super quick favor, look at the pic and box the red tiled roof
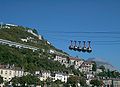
[69,57,81,61]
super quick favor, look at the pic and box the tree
[11,75,41,86]
[90,79,102,87]
[11,77,21,86]
[108,70,120,78]
[99,65,105,72]
[97,71,107,78]
[79,77,86,86]
[92,61,97,71]
[0,75,3,84]
[33,29,38,35]
[107,69,111,78]
[67,76,79,86]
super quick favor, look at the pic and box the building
[80,61,93,73]
[54,55,84,69]
[35,71,51,81]
[51,72,68,83]
[86,73,94,79]
[5,23,18,27]
[34,70,69,83]
[54,55,68,67]
[49,49,55,54]
[27,30,42,40]
[68,57,84,69]
[113,79,120,87]
[103,78,120,87]
[0,64,24,82]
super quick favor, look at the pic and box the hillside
[0,24,68,55]
[0,24,69,72]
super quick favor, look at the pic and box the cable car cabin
[77,41,82,52]
[87,41,92,53]
[69,40,92,53]
[73,41,77,51]
[69,40,74,50]
[87,47,92,53]
[77,47,82,52]
[69,45,74,50]
[81,41,87,52]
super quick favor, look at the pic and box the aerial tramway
[69,40,92,53]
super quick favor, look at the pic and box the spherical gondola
[81,41,87,52]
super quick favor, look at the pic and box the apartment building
[0,64,24,82]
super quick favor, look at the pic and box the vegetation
[99,65,105,72]
[90,79,102,87]
[0,45,67,72]
[0,26,68,55]
[0,75,3,84]
[11,75,41,86]
[67,75,86,86]
[92,61,97,71]
[97,69,120,78]
[0,26,69,72]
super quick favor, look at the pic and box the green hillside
[0,25,68,55]
[0,25,69,72]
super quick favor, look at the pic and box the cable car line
[40,30,120,34]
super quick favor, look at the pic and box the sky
[0,0,120,70]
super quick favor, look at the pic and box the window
[9,71,11,75]
[1,70,3,74]
[5,71,7,74]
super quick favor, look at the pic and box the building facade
[0,64,24,82]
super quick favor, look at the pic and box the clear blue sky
[0,0,120,70]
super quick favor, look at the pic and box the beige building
[54,55,84,69]
[80,61,93,73]
[103,79,120,87]
[68,57,84,69]
[54,55,68,67]
[0,64,24,82]
[35,71,51,81]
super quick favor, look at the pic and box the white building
[54,55,68,67]
[21,38,28,42]
[5,23,18,27]
[49,49,55,54]
[86,73,94,79]
[0,64,24,82]
[35,71,51,81]
[27,30,42,40]
[96,68,102,74]
[51,73,68,83]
